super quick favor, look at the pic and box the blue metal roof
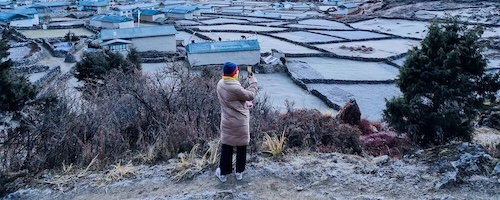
[79,0,109,7]
[99,25,177,40]
[112,3,158,11]
[133,9,162,16]
[100,39,133,46]
[91,15,134,23]
[185,39,260,54]
[166,6,199,14]
[11,8,38,15]
[0,13,31,22]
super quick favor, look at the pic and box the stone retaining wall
[300,79,395,84]
[11,65,49,74]
[13,42,45,67]
[34,66,61,89]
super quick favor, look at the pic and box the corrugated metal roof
[0,13,31,21]
[91,15,133,23]
[11,8,38,15]
[100,38,133,46]
[112,3,158,11]
[166,6,199,14]
[100,25,177,40]
[133,9,162,16]
[185,39,260,54]
[79,0,109,7]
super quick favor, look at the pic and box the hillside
[2,0,500,199]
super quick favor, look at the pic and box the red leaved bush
[360,131,410,158]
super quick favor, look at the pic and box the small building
[99,25,177,52]
[323,0,344,6]
[337,3,358,15]
[133,9,164,22]
[185,39,260,67]
[292,3,310,10]
[0,8,39,27]
[164,6,199,20]
[197,5,215,14]
[230,0,244,6]
[78,0,110,15]
[89,15,134,29]
[111,3,158,18]
[100,38,133,52]
[248,11,281,19]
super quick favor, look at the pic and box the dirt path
[6,151,499,200]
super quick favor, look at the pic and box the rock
[337,98,361,126]
[352,195,383,200]
[413,142,496,189]
[64,53,76,63]
[373,155,390,165]
[493,162,500,176]
[296,186,303,191]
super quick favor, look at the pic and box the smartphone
[247,66,253,76]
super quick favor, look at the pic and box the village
[1,0,500,199]
[1,0,499,120]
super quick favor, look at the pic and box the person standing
[215,62,258,182]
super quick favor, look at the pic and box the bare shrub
[273,109,362,154]
[1,62,279,173]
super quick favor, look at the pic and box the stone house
[99,25,178,52]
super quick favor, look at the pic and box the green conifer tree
[0,29,36,112]
[383,17,500,147]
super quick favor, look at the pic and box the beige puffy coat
[217,76,258,146]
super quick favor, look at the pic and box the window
[110,44,127,51]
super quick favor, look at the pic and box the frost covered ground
[18,28,95,38]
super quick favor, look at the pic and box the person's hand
[246,101,254,109]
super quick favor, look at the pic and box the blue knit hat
[222,62,238,76]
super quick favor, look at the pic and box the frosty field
[18,28,95,38]
[256,73,337,115]
[314,39,420,58]
[310,30,390,40]
[289,57,399,81]
[176,31,203,45]
[193,24,285,32]
[271,31,343,43]
[199,18,248,25]
[198,32,321,54]
[307,83,402,121]
[295,19,353,30]
[349,18,430,39]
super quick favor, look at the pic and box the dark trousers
[219,144,246,175]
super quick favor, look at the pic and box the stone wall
[34,66,61,89]
[12,42,45,67]
[11,65,49,74]
[139,51,183,63]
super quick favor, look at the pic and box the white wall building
[99,25,178,52]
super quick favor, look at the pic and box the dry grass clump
[171,141,220,182]
[473,127,500,158]
[262,129,287,157]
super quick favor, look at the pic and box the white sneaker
[235,172,243,181]
[215,168,227,182]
